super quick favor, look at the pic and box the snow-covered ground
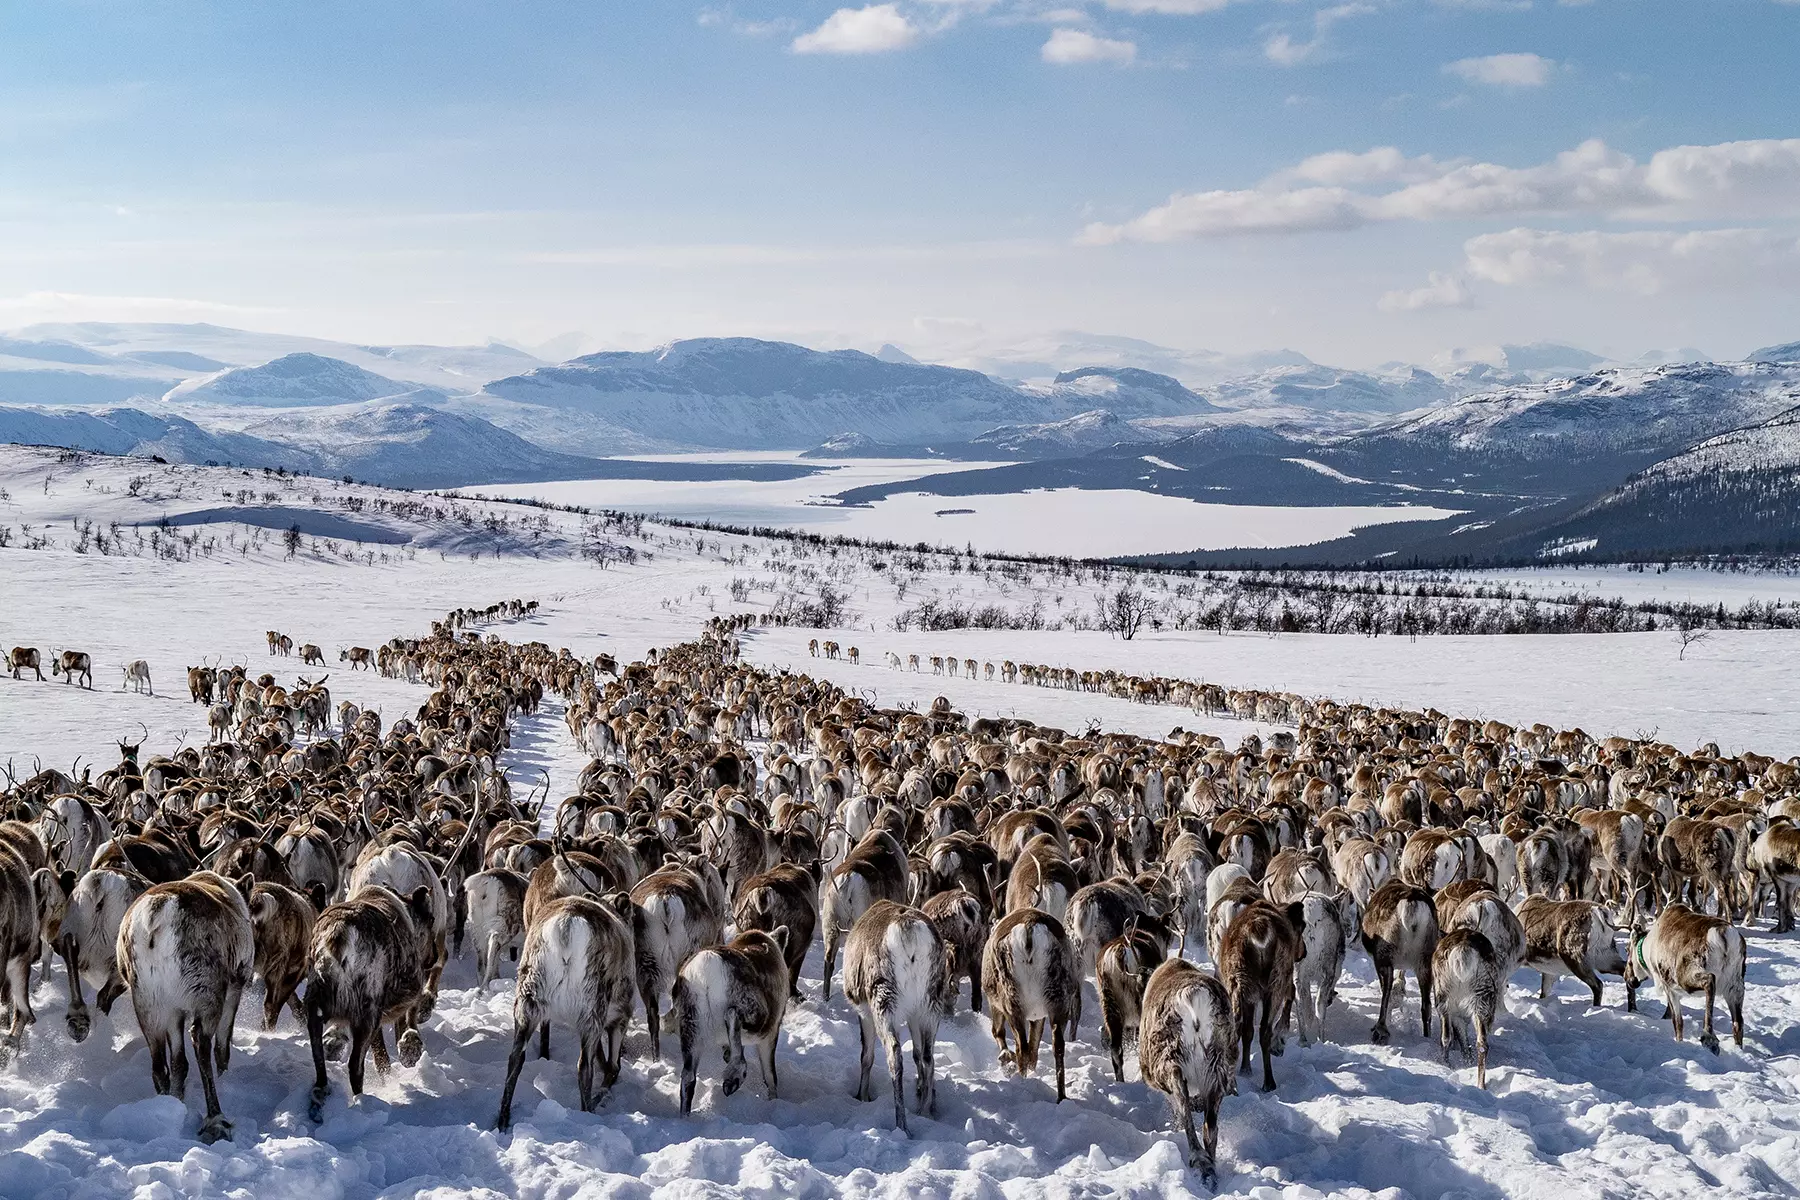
[3,445,1800,1199]
[467,456,1462,559]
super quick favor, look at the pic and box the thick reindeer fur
[1432,929,1503,1088]
[1623,903,1746,1054]
[1139,958,1237,1185]
[1218,898,1305,1092]
[1065,878,1152,1001]
[921,887,989,1015]
[495,893,637,1129]
[982,908,1080,1101]
[304,884,438,1122]
[674,928,791,1113]
[117,872,255,1143]
[1517,895,1627,1006]
[1360,879,1440,1044]
[735,863,819,1000]
[844,900,947,1133]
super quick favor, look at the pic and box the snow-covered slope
[970,408,1171,456]
[1341,361,1800,488]
[1751,340,1800,363]
[0,405,308,468]
[165,352,445,408]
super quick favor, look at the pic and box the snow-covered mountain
[970,409,1172,457]
[1338,361,1800,490]
[1751,340,1800,363]
[10,322,544,390]
[922,329,1310,387]
[476,337,1218,453]
[1204,364,1454,415]
[166,353,445,408]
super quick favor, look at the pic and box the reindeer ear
[235,872,257,904]
[59,869,77,900]
[771,924,790,954]
[409,884,434,918]
[605,891,634,922]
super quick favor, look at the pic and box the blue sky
[1,0,1796,367]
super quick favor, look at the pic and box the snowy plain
[466,455,1464,559]
[1,445,1798,1200]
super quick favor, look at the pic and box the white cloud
[1445,52,1555,87]
[1043,28,1137,64]
[1262,3,1376,67]
[1081,136,1800,242]
[1463,227,1800,293]
[791,5,920,54]
[1378,271,1474,312]
[1280,146,1446,186]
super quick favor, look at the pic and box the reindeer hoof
[197,1115,234,1144]
[1195,1161,1217,1187]
[398,1029,424,1068]
[1701,1033,1720,1055]
[1370,1025,1390,1046]
[66,1012,92,1043]
[308,1088,328,1124]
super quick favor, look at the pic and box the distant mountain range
[3,320,1799,563]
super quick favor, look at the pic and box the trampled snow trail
[3,446,1799,1199]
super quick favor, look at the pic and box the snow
[4,444,1800,1199]
[1281,458,1374,485]
[1139,456,1186,472]
[470,460,1462,558]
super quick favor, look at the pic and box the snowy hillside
[1206,363,1455,415]
[165,352,446,408]
[970,408,1171,456]
[1354,362,1800,464]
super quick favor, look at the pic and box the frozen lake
[464,454,1462,557]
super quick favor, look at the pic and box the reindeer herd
[1,603,1797,1184]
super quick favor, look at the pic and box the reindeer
[340,647,373,670]
[55,866,146,1042]
[495,893,637,1128]
[1517,894,1628,1006]
[1138,958,1238,1185]
[303,884,438,1122]
[8,647,43,681]
[1433,928,1504,1088]
[116,871,255,1142]
[735,863,819,1001]
[1096,920,1167,1082]
[844,899,947,1133]
[51,650,93,688]
[1360,879,1440,1043]
[820,829,909,1001]
[296,643,324,666]
[631,858,726,1057]
[1623,904,1747,1053]
[119,659,154,694]
[1217,898,1305,1092]
[187,664,217,704]
[465,867,528,987]
[674,927,791,1113]
[982,908,1079,1101]
[249,881,318,1029]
